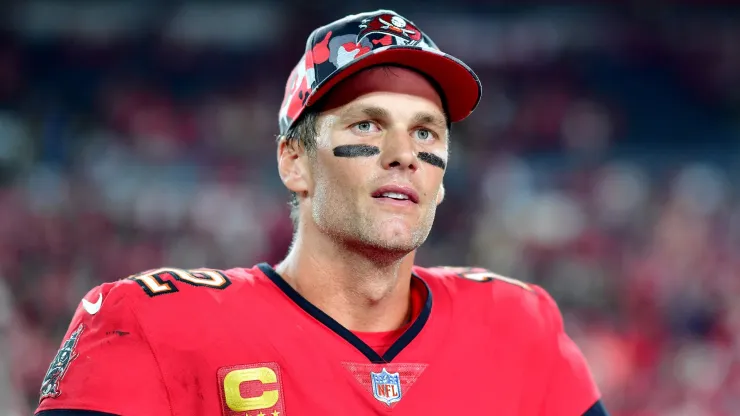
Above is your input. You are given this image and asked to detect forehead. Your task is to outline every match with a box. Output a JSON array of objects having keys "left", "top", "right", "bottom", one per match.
[{"left": 317, "top": 66, "right": 446, "bottom": 118}]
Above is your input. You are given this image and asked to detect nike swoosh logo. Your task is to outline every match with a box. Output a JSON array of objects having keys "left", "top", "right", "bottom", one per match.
[{"left": 82, "top": 293, "right": 103, "bottom": 315}]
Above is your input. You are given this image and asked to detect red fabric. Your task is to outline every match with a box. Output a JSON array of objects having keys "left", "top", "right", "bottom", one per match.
[
  {"left": 305, "top": 47, "right": 480, "bottom": 123},
  {"left": 35, "top": 283, "right": 171, "bottom": 415},
  {"left": 36, "top": 265, "right": 600, "bottom": 415}
]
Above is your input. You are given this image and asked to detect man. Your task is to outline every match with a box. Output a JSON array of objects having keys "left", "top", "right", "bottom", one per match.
[{"left": 36, "top": 10, "right": 608, "bottom": 416}]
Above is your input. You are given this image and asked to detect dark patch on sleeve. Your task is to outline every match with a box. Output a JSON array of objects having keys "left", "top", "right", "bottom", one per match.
[{"left": 582, "top": 400, "right": 610, "bottom": 416}]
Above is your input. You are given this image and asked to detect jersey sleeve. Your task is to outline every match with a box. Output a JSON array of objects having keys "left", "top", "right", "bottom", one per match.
[
  {"left": 35, "top": 281, "right": 171, "bottom": 416},
  {"left": 533, "top": 285, "right": 604, "bottom": 416}
]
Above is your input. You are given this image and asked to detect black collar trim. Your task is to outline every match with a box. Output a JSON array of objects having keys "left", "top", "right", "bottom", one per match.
[{"left": 257, "top": 263, "right": 432, "bottom": 363}]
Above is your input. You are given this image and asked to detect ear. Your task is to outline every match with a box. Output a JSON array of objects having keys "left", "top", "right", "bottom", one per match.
[
  {"left": 277, "top": 137, "right": 311, "bottom": 197},
  {"left": 436, "top": 182, "right": 445, "bottom": 205}
]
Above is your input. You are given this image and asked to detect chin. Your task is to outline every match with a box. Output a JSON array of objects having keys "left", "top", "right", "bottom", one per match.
[
  {"left": 368, "top": 222, "right": 429, "bottom": 252},
  {"left": 336, "top": 213, "right": 434, "bottom": 254}
]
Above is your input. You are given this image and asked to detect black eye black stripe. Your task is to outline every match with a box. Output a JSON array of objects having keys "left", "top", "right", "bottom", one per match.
[
  {"left": 333, "top": 145, "right": 446, "bottom": 169},
  {"left": 418, "top": 152, "right": 446, "bottom": 169},
  {"left": 333, "top": 144, "right": 380, "bottom": 157}
]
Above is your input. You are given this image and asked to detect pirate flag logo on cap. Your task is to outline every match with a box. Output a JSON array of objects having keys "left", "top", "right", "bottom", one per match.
[{"left": 357, "top": 13, "right": 423, "bottom": 46}]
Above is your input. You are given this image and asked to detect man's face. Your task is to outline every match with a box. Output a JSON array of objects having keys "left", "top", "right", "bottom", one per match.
[{"left": 303, "top": 66, "right": 449, "bottom": 253}]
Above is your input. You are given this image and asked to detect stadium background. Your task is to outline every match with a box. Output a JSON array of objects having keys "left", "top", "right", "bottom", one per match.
[{"left": 1, "top": 1, "right": 739, "bottom": 415}]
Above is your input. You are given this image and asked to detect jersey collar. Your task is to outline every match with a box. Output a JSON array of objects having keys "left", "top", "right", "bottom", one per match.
[{"left": 256, "top": 263, "right": 433, "bottom": 363}]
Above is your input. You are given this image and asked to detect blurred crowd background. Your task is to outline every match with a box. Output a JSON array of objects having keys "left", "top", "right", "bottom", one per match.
[{"left": 1, "top": 1, "right": 740, "bottom": 415}]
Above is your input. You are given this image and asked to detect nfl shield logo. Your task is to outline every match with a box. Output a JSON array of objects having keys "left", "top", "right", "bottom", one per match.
[{"left": 371, "top": 368, "right": 402, "bottom": 406}]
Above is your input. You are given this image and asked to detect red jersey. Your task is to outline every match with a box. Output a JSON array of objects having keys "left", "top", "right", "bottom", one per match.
[{"left": 35, "top": 263, "right": 604, "bottom": 415}]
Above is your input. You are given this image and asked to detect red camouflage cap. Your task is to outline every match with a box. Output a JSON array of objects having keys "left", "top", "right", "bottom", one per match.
[{"left": 278, "top": 9, "right": 482, "bottom": 135}]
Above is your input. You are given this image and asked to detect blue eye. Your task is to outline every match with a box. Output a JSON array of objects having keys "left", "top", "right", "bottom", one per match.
[
  {"left": 414, "top": 128, "right": 433, "bottom": 141},
  {"left": 357, "top": 122, "right": 372, "bottom": 131},
  {"left": 352, "top": 121, "right": 380, "bottom": 134}
]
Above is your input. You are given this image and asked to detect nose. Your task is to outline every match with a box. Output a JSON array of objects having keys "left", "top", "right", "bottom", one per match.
[{"left": 379, "top": 131, "right": 418, "bottom": 172}]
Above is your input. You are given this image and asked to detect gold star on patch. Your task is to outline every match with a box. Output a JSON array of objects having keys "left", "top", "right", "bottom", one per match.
[
  {"left": 256, "top": 413, "right": 265, "bottom": 416},
  {"left": 272, "top": 412, "right": 280, "bottom": 416}
]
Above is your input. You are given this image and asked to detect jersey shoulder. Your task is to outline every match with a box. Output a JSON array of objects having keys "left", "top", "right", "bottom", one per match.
[
  {"left": 80, "top": 265, "right": 269, "bottom": 317},
  {"left": 417, "top": 265, "right": 533, "bottom": 291},
  {"left": 414, "top": 265, "right": 536, "bottom": 300},
  {"left": 414, "top": 265, "right": 561, "bottom": 334}
]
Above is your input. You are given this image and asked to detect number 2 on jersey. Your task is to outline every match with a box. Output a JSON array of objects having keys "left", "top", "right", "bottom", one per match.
[{"left": 128, "top": 268, "right": 231, "bottom": 297}]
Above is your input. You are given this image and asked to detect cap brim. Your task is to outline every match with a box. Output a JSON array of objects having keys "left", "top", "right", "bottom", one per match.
[{"left": 305, "top": 46, "right": 482, "bottom": 123}]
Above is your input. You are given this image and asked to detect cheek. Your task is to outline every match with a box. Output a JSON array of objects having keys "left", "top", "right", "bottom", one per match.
[
  {"left": 424, "top": 170, "right": 445, "bottom": 198},
  {"left": 313, "top": 157, "right": 366, "bottom": 201}
]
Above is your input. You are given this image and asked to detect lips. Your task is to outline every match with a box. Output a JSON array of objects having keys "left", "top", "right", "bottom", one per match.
[{"left": 371, "top": 185, "right": 420, "bottom": 204}]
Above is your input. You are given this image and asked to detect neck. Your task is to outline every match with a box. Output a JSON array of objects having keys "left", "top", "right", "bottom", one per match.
[{"left": 275, "top": 226, "right": 416, "bottom": 333}]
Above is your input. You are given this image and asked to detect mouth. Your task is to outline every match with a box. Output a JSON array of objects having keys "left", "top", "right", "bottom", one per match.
[{"left": 371, "top": 185, "right": 420, "bottom": 204}]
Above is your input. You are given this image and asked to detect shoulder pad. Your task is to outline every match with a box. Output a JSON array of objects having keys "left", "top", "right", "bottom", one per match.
[
  {"left": 123, "top": 267, "right": 233, "bottom": 298},
  {"left": 424, "top": 265, "right": 533, "bottom": 291},
  {"left": 419, "top": 265, "right": 555, "bottom": 339}
]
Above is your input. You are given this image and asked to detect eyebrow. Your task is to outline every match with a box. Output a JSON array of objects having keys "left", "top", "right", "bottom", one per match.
[
  {"left": 339, "top": 105, "right": 390, "bottom": 122},
  {"left": 411, "top": 112, "right": 448, "bottom": 133}
]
